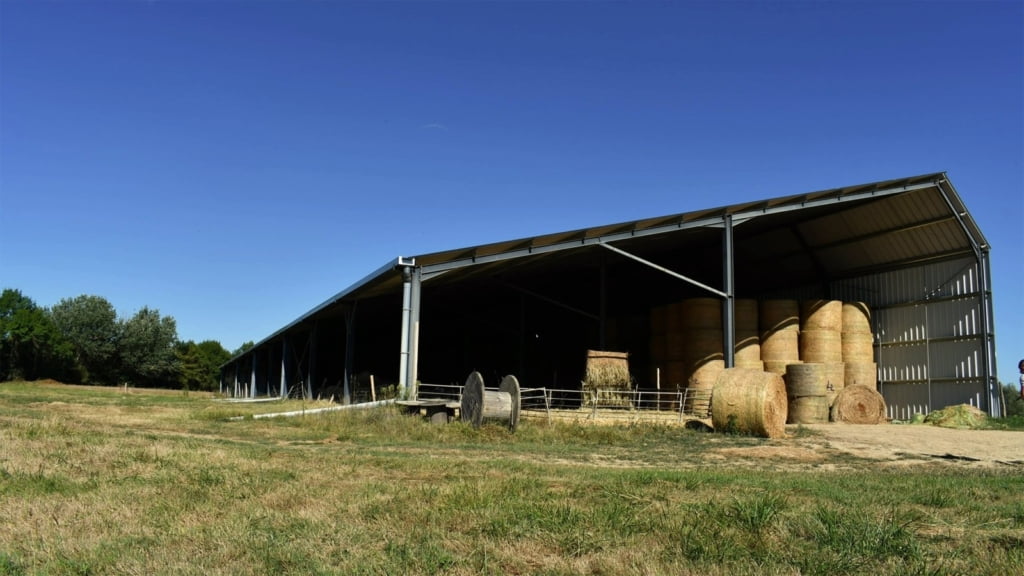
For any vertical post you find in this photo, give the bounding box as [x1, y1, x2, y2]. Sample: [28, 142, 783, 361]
[307, 327, 316, 400]
[722, 214, 736, 368]
[398, 263, 413, 399]
[233, 364, 239, 397]
[408, 266, 422, 400]
[343, 306, 355, 405]
[518, 294, 527, 379]
[280, 339, 288, 398]
[925, 303, 932, 412]
[599, 258, 607, 350]
[979, 249, 999, 416]
[250, 353, 257, 398]
[219, 369, 224, 396]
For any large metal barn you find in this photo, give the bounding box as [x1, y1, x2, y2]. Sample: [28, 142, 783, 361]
[220, 172, 1001, 418]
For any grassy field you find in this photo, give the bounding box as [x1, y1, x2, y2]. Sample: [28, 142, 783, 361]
[1, 381, 1022, 576]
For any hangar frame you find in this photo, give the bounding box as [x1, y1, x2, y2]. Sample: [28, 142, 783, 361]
[221, 172, 1000, 418]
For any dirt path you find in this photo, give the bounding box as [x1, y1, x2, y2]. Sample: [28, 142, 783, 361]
[794, 423, 1024, 467]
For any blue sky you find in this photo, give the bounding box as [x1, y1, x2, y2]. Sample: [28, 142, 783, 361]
[1, 1, 1021, 382]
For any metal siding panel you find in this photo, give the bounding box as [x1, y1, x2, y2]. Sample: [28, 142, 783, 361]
[829, 256, 988, 415]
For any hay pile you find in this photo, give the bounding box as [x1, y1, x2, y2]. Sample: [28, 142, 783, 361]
[583, 350, 631, 407]
[923, 404, 987, 429]
[831, 385, 886, 424]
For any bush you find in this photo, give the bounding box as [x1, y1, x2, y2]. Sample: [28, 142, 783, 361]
[1002, 383, 1024, 418]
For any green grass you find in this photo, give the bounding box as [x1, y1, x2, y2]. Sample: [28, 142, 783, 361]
[1, 380, 1022, 575]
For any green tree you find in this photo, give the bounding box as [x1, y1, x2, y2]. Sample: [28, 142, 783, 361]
[232, 340, 255, 356]
[176, 339, 231, 391]
[0, 288, 74, 381]
[50, 294, 120, 385]
[120, 307, 179, 388]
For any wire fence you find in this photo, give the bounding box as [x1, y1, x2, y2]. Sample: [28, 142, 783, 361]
[415, 382, 712, 422]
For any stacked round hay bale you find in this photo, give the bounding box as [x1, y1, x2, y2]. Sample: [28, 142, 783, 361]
[759, 299, 801, 375]
[841, 302, 877, 391]
[785, 363, 829, 423]
[799, 300, 844, 408]
[711, 368, 788, 438]
[733, 299, 763, 371]
[680, 298, 724, 416]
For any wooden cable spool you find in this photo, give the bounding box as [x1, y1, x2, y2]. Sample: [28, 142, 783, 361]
[460, 371, 521, 431]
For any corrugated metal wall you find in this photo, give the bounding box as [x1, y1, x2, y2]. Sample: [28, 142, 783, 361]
[830, 256, 996, 418]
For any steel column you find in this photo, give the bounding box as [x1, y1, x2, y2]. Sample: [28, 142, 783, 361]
[408, 266, 422, 399]
[307, 328, 316, 400]
[599, 258, 608, 350]
[250, 353, 257, 398]
[722, 214, 736, 368]
[280, 339, 288, 398]
[343, 306, 355, 405]
[980, 249, 999, 416]
[398, 264, 413, 399]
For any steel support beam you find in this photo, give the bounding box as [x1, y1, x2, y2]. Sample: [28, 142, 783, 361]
[250, 354, 257, 398]
[722, 215, 736, 368]
[398, 261, 414, 399]
[598, 243, 728, 298]
[280, 339, 288, 398]
[343, 306, 355, 405]
[936, 180, 998, 416]
[599, 258, 608, 350]
[408, 266, 422, 399]
[307, 328, 316, 400]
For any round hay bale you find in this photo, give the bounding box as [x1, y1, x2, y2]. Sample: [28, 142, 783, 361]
[823, 362, 845, 391]
[841, 302, 871, 334]
[682, 328, 725, 356]
[760, 299, 800, 333]
[801, 300, 843, 331]
[679, 298, 722, 330]
[785, 363, 827, 396]
[788, 395, 829, 424]
[841, 332, 874, 363]
[843, 362, 877, 390]
[649, 337, 666, 364]
[650, 305, 669, 336]
[734, 332, 761, 365]
[763, 360, 797, 375]
[799, 329, 842, 363]
[711, 368, 788, 438]
[761, 328, 800, 362]
[664, 329, 686, 361]
[734, 299, 759, 332]
[688, 358, 725, 390]
[735, 359, 765, 371]
[663, 361, 688, 391]
[831, 385, 886, 424]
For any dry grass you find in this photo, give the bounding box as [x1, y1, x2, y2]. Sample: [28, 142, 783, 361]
[1, 380, 1022, 575]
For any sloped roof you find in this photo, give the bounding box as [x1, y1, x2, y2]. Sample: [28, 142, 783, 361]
[229, 172, 987, 360]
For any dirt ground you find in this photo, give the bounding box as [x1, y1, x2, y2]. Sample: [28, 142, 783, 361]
[787, 422, 1024, 468]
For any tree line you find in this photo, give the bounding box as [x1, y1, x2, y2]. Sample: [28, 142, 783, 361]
[0, 288, 248, 391]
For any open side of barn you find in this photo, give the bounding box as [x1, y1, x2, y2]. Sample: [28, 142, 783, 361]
[220, 172, 1001, 418]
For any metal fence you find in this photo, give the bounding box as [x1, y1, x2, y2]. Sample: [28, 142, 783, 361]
[415, 382, 712, 423]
